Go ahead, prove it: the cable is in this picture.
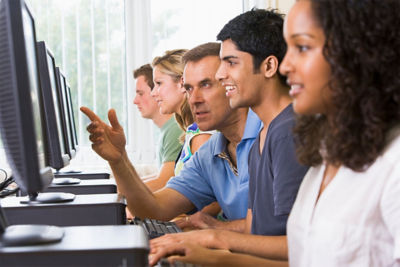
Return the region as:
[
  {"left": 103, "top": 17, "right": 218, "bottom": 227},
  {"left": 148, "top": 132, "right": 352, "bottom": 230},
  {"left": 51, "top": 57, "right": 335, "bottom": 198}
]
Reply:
[
  {"left": 0, "top": 168, "right": 8, "bottom": 181},
  {"left": 0, "top": 186, "right": 19, "bottom": 198}
]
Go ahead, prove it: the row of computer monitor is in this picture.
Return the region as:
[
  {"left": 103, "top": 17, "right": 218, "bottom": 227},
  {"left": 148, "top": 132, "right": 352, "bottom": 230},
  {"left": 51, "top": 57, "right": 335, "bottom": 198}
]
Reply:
[{"left": 0, "top": 0, "right": 79, "bottom": 201}]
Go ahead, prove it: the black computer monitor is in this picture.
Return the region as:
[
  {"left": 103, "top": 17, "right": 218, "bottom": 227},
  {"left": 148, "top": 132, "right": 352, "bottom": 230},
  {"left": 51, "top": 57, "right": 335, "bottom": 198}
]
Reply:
[
  {"left": 65, "top": 83, "right": 79, "bottom": 152},
  {"left": 36, "top": 41, "right": 70, "bottom": 171},
  {"left": 0, "top": 0, "right": 70, "bottom": 246},
  {"left": 55, "top": 68, "right": 76, "bottom": 159}
]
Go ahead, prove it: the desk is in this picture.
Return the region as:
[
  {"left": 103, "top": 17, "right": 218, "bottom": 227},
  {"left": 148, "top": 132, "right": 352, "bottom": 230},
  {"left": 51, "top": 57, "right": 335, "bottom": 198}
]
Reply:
[
  {"left": 46, "top": 179, "right": 117, "bottom": 195},
  {"left": 55, "top": 171, "right": 110, "bottom": 180},
  {"left": 1, "top": 194, "right": 126, "bottom": 226},
  {"left": 0, "top": 225, "right": 148, "bottom": 266}
]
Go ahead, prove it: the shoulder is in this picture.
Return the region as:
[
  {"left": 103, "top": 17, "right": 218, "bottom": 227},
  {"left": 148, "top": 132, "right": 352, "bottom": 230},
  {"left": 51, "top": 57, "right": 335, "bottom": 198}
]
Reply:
[
  {"left": 192, "top": 132, "right": 223, "bottom": 156},
  {"left": 268, "top": 105, "right": 296, "bottom": 141},
  {"left": 162, "top": 117, "right": 183, "bottom": 138}
]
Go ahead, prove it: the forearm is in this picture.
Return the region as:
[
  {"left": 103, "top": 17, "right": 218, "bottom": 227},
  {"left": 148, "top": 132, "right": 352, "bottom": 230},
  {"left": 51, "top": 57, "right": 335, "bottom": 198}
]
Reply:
[
  {"left": 213, "top": 218, "right": 246, "bottom": 232},
  {"left": 109, "top": 151, "right": 166, "bottom": 219},
  {"left": 213, "top": 231, "right": 288, "bottom": 260},
  {"left": 208, "top": 250, "right": 288, "bottom": 267}
]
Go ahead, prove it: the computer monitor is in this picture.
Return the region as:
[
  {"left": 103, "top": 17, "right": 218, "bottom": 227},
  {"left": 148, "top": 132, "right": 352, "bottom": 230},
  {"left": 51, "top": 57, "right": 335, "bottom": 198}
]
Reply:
[
  {"left": 65, "top": 83, "right": 79, "bottom": 152},
  {"left": 36, "top": 41, "right": 70, "bottom": 171},
  {"left": 55, "top": 68, "right": 76, "bottom": 159},
  {"left": 0, "top": 0, "right": 70, "bottom": 246}
]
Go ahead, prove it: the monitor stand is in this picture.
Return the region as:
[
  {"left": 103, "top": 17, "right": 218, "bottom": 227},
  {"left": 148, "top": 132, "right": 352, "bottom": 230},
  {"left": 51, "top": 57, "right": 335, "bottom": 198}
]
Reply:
[
  {"left": 57, "top": 170, "right": 82, "bottom": 174},
  {"left": 19, "top": 192, "right": 75, "bottom": 204},
  {"left": 0, "top": 206, "right": 63, "bottom": 246},
  {"left": 52, "top": 177, "right": 81, "bottom": 185}
]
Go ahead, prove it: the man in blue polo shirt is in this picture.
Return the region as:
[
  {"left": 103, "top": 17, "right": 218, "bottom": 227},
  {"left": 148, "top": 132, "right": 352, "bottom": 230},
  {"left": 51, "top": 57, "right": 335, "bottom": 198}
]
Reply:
[{"left": 81, "top": 42, "right": 261, "bottom": 227}]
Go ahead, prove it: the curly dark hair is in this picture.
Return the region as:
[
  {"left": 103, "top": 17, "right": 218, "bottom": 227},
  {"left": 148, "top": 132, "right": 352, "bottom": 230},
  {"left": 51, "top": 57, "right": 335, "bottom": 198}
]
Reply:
[
  {"left": 294, "top": 0, "right": 400, "bottom": 171},
  {"left": 217, "top": 9, "right": 287, "bottom": 85}
]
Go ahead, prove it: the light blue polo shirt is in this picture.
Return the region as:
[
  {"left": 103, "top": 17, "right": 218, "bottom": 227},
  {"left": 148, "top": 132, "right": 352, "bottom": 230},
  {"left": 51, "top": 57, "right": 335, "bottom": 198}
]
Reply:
[{"left": 166, "top": 109, "right": 261, "bottom": 220}]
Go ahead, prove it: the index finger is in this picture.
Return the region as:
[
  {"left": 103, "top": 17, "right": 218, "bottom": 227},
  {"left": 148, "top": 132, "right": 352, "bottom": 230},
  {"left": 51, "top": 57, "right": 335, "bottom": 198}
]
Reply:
[{"left": 80, "top": 106, "right": 101, "bottom": 122}]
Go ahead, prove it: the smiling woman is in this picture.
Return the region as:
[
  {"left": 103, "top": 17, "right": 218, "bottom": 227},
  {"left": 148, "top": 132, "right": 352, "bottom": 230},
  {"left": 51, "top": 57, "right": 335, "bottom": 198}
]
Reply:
[{"left": 280, "top": 0, "right": 400, "bottom": 266}]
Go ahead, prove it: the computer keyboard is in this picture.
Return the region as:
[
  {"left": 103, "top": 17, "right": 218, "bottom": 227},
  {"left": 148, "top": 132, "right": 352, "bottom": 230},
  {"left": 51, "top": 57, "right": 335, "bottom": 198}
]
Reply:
[{"left": 131, "top": 217, "right": 182, "bottom": 239}]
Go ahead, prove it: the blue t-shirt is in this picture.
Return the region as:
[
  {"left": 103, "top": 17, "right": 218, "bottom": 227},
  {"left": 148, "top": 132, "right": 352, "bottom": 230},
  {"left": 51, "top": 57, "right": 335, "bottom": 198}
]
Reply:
[
  {"left": 167, "top": 110, "right": 261, "bottom": 220},
  {"left": 248, "top": 104, "right": 309, "bottom": 235}
]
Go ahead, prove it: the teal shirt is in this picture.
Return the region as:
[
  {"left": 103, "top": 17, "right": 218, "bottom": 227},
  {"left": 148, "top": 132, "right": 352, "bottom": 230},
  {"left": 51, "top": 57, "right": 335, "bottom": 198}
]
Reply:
[
  {"left": 174, "top": 123, "right": 215, "bottom": 176},
  {"left": 158, "top": 116, "right": 183, "bottom": 167}
]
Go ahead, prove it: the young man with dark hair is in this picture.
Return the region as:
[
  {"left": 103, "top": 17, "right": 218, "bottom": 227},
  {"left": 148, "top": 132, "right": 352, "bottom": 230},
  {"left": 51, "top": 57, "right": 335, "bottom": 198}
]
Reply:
[
  {"left": 132, "top": 64, "right": 182, "bottom": 191},
  {"left": 149, "top": 9, "right": 308, "bottom": 265},
  {"left": 81, "top": 42, "right": 261, "bottom": 228}
]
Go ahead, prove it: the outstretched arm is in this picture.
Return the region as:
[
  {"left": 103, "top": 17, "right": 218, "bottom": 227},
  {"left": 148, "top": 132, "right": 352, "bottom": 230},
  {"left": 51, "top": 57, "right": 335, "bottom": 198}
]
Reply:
[
  {"left": 150, "top": 229, "right": 287, "bottom": 263},
  {"left": 174, "top": 211, "right": 245, "bottom": 232},
  {"left": 149, "top": 242, "right": 288, "bottom": 267},
  {"left": 80, "top": 107, "right": 194, "bottom": 220}
]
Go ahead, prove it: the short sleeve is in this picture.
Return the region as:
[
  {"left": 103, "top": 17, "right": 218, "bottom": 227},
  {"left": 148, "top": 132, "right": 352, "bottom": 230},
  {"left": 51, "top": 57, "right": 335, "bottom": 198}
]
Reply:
[
  {"left": 166, "top": 147, "right": 216, "bottom": 211},
  {"left": 160, "top": 121, "right": 183, "bottom": 163}
]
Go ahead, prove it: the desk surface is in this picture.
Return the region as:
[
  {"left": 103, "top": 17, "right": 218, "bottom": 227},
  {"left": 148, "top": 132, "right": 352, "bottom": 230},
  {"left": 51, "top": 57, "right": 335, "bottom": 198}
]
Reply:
[
  {"left": 0, "top": 225, "right": 149, "bottom": 266},
  {"left": 1, "top": 193, "right": 126, "bottom": 206},
  {"left": 0, "top": 225, "right": 147, "bottom": 252}
]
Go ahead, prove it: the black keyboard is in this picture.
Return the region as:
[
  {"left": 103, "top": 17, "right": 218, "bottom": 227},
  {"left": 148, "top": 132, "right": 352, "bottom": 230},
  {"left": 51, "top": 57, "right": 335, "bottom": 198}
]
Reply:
[{"left": 131, "top": 217, "right": 182, "bottom": 239}]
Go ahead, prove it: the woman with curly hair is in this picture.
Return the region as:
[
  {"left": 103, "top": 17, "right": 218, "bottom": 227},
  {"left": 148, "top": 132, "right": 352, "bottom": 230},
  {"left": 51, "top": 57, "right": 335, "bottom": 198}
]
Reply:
[{"left": 279, "top": 0, "right": 400, "bottom": 266}]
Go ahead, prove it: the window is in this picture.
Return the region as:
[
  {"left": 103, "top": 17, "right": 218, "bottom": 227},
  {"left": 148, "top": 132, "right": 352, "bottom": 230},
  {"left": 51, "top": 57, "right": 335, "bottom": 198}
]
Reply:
[
  {"left": 125, "top": 0, "right": 243, "bottom": 165},
  {"left": 151, "top": 0, "right": 243, "bottom": 57},
  {"left": 28, "top": 0, "right": 127, "bottom": 146},
  {"left": 26, "top": 0, "right": 126, "bottom": 169}
]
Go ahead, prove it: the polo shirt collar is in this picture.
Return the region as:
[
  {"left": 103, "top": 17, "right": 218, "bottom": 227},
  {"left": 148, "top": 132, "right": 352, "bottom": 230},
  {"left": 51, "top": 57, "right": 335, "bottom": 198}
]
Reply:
[{"left": 213, "top": 108, "right": 261, "bottom": 156}]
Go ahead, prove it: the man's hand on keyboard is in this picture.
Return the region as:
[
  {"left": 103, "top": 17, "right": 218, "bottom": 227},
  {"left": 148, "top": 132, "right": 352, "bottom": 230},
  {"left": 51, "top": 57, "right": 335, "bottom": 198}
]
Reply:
[
  {"left": 174, "top": 211, "right": 220, "bottom": 230},
  {"left": 149, "top": 241, "right": 230, "bottom": 267},
  {"left": 149, "top": 229, "right": 229, "bottom": 265}
]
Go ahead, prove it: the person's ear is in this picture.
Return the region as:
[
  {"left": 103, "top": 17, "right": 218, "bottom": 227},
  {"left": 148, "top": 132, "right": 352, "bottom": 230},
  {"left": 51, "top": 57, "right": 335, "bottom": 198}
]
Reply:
[
  {"left": 179, "top": 77, "right": 186, "bottom": 93},
  {"left": 261, "top": 55, "right": 279, "bottom": 78}
]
